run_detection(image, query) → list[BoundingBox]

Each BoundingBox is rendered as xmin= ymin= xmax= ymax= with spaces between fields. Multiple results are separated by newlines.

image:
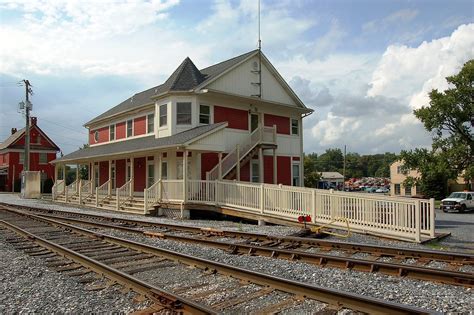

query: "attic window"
xmin=94 ymin=131 xmax=99 ymax=142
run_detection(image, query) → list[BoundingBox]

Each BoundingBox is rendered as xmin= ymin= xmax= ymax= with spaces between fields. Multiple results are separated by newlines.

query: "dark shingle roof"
xmin=53 ymin=122 xmax=227 ymax=163
xmin=85 ymin=50 xmax=258 ymax=126
xmin=0 ymin=128 xmax=25 ymax=150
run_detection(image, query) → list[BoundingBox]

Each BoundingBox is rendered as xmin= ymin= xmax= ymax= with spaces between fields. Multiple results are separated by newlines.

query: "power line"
xmin=39 ymin=118 xmax=88 ymax=135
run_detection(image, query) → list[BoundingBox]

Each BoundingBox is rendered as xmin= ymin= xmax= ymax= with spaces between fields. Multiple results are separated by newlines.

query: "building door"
xmin=250 ymin=113 xmax=259 ymax=132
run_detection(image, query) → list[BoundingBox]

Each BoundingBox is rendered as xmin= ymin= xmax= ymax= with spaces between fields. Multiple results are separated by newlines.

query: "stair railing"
xmin=95 ymin=179 xmax=111 ymax=207
xmin=79 ymin=180 xmax=92 ymax=204
xmin=65 ymin=180 xmax=78 ymax=202
xmin=52 ymin=179 xmax=65 ymax=200
xmin=116 ymin=179 xmax=132 ymax=210
xmin=207 ymin=126 xmax=263 ymax=180
xmin=144 ymin=179 xmax=161 ymax=214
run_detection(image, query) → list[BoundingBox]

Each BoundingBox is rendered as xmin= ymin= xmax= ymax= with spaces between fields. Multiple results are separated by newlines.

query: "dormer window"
xmin=177 ymin=102 xmax=191 ymax=125
xmin=159 ymin=104 xmax=167 ymax=127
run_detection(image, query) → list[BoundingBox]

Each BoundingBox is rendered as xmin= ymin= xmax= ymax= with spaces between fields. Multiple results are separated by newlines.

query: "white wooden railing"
xmin=52 ymin=180 xmax=65 ymax=200
xmin=78 ymin=180 xmax=92 ymax=204
xmin=156 ymin=179 xmax=435 ymax=242
xmin=95 ymin=179 xmax=110 ymax=207
xmin=144 ymin=180 xmax=162 ymax=214
xmin=207 ymin=126 xmax=276 ymax=181
xmin=116 ymin=179 xmax=132 ymax=211
xmin=65 ymin=180 xmax=78 ymax=202
xmin=161 ymin=179 xmax=184 ymax=201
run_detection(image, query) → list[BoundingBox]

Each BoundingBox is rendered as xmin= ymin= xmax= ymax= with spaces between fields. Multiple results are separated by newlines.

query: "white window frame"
xmin=39 ymin=152 xmax=48 ymax=164
xmin=251 ymin=160 xmax=259 ymax=183
xmin=147 ymin=113 xmax=154 ymax=134
xmin=146 ymin=160 xmax=155 ymax=188
xmin=126 ymin=119 xmax=133 ymax=138
xmin=291 ymin=119 xmax=299 ymax=136
xmin=159 ymin=104 xmax=167 ymax=127
xmin=109 ymin=124 xmax=115 ymax=141
xmin=292 ymin=162 xmax=300 ymax=186
xmin=176 ymin=102 xmax=192 ymax=125
xmin=161 ymin=161 xmax=168 ymax=180
xmin=19 ymin=152 xmax=25 ymax=164
xmin=199 ymin=104 xmax=211 ymax=125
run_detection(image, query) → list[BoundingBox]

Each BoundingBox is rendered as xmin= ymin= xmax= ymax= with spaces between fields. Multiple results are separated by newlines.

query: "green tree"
xmin=304 ymin=153 xmax=320 ymax=187
xmin=401 ymin=59 xmax=474 ymax=195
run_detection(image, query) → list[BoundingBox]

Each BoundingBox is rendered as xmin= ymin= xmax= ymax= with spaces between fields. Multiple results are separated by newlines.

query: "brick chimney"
xmin=31 ymin=117 xmax=37 ymax=126
xmin=11 ymin=128 xmax=17 ymax=135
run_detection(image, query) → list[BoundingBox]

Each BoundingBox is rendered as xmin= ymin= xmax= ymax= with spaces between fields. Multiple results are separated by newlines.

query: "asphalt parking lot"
xmin=433 ymin=208 xmax=474 ymax=252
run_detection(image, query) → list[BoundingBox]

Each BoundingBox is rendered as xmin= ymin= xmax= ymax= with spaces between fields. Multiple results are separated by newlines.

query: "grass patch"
xmin=434 ymin=200 xmax=441 ymax=208
xmin=424 ymin=240 xmax=447 ymax=250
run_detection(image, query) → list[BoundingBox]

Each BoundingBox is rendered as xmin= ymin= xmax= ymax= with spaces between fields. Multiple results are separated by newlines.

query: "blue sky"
xmin=0 ymin=0 xmax=473 ymax=155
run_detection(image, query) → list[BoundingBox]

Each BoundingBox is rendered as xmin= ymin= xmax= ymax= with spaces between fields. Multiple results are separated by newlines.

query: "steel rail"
xmin=0 ymin=208 xmax=435 ymax=315
xmin=6 ymin=203 xmax=470 ymax=264
xmin=23 ymin=211 xmax=474 ymax=287
xmin=0 ymin=219 xmax=215 ymax=315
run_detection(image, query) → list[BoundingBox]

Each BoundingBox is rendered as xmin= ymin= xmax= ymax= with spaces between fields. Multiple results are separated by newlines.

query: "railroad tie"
xmin=251 ymin=295 xmax=304 ymax=314
xmin=211 ymin=287 xmax=274 ymax=310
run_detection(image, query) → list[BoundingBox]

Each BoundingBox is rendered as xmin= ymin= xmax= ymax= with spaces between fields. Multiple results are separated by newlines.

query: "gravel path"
xmin=0 ymin=230 xmax=150 ymax=314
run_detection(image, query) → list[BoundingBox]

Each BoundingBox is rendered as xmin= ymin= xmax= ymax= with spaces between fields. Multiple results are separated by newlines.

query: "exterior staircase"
xmin=207 ymin=125 xmax=276 ymax=181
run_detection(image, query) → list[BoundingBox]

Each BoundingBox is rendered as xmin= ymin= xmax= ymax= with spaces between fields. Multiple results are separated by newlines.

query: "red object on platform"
xmin=298 ymin=215 xmax=312 ymax=223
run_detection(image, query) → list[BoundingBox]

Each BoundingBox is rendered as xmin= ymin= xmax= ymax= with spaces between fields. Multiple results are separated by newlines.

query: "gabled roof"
xmin=53 ymin=122 xmax=227 ymax=163
xmin=0 ymin=125 xmax=60 ymax=152
xmin=85 ymin=50 xmax=258 ymax=127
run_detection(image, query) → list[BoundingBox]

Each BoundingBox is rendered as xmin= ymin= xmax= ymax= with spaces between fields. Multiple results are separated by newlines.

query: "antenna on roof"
xmin=251 ymin=0 xmax=262 ymax=99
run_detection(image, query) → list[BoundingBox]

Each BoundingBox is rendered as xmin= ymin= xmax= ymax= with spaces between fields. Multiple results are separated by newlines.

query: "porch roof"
xmin=52 ymin=122 xmax=227 ymax=164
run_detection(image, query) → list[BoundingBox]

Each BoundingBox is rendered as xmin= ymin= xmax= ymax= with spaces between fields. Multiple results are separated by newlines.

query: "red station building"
xmin=0 ymin=117 xmax=60 ymax=192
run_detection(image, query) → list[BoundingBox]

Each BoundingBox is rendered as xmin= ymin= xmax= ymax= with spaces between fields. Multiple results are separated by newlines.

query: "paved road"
xmin=434 ymin=208 xmax=474 ymax=252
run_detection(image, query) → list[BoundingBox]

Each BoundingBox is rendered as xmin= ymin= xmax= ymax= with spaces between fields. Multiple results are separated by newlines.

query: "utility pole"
xmin=342 ymin=145 xmax=346 ymax=191
xmin=22 ymin=80 xmax=33 ymax=172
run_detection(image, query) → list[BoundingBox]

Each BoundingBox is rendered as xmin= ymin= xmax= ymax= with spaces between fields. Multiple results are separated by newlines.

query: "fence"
xmin=95 ymin=180 xmax=110 ymax=207
xmin=52 ymin=179 xmax=65 ymax=200
xmin=116 ymin=179 xmax=132 ymax=210
xmin=156 ymin=179 xmax=435 ymax=242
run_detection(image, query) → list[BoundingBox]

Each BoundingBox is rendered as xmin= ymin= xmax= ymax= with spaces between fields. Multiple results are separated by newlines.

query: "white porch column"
xmin=108 ymin=160 xmax=112 ymax=195
xmin=273 ymin=148 xmax=277 ymax=184
xmin=183 ymin=150 xmax=188 ymax=203
xmin=236 ymin=144 xmax=240 ymax=181
xmin=91 ymin=161 xmax=96 ymax=191
xmin=218 ymin=152 xmax=223 ymax=180
xmin=155 ymin=153 xmax=160 ymax=181
xmin=258 ymin=147 xmax=264 ymax=183
xmin=130 ymin=157 xmax=134 ymax=197
xmin=76 ymin=164 xmax=79 ymax=193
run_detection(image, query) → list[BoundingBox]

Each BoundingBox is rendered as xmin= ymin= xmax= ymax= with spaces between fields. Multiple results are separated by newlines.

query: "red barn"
xmin=0 ymin=117 xmax=60 ymax=192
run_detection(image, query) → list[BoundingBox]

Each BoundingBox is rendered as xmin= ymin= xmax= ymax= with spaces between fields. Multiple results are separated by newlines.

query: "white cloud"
xmin=363 ymin=9 xmax=419 ymax=33
xmin=368 ymin=23 xmax=474 ymax=109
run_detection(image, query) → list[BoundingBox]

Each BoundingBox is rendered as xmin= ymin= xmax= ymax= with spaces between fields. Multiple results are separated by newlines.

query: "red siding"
xmin=292 ymin=156 xmax=300 ymax=161
xmin=99 ymin=161 xmax=109 ymax=185
xmin=239 ymin=160 xmax=251 ymax=182
xmin=115 ymin=159 xmax=126 ymax=187
xmin=264 ymin=114 xmax=290 ymax=135
xmin=89 ymin=127 xmax=109 ymax=144
xmin=201 ymin=153 xmax=219 ymax=179
xmin=214 ymin=106 xmax=248 ymax=130
xmin=264 ymin=156 xmax=274 ymax=184
xmin=134 ymin=116 xmax=146 ymax=136
xmin=277 ymin=156 xmax=291 ymax=185
xmin=134 ymin=157 xmax=146 ymax=192
xmin=116 ymin=122 xmax=126 ymax=139
xmin=12 ymin=126 xmax=57 ymax=149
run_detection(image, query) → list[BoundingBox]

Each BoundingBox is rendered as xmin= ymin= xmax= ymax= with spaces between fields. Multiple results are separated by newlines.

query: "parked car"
xmin=375 ymin=187 xmax=389 ymax=193
xmin=441 ymin=192 xmax=474 ymax=212
xmin=366 ymin=187 xmax=378 ymax=193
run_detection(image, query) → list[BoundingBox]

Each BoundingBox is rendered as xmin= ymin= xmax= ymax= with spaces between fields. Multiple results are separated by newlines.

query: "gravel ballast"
xmin=1 ymin=194 xmax=473 ymax=313
xmin=0 ymin=231 xmax=149 ymax=313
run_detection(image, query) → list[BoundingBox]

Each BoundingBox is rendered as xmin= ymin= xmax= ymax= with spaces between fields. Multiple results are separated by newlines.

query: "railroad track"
xmin=2 ymin=203 xmax=472 ymax=288
xmin=0 ymin=207 xmax=432 ymax=314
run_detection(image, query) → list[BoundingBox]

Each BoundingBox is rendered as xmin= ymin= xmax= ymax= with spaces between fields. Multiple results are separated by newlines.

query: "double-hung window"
xmin=19 ymin=152 xmax=25 ymax=164
xmin=39 ymin=153 xmax=48 ymax=164
xmin=199 ymin=105 xmax=210 ymax=124
xmin=147 ymin=163 xmax=154 ymax=188
xmin=291 ymin=119 xmax=299 ymax=136
xmin=292 ymin=163 xmax=300 ymax=186
xmin=147 ymin=113 xmax=154 ymax=133
xmin=109 ymin=124 xmax=115 ymax=141
xmin=126 ymin=119 xmax=133 ymax=137
xmin=177 ymin=102 xmax=191 ymax=125
xmin=159 ymin=104 xmax=167 ymax=127
xmin=161 ymin=161 xmax=168 ymax=180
